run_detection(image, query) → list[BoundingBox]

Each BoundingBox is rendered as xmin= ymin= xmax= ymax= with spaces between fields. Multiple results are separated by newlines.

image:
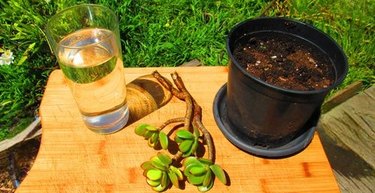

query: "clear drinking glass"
xmin=46 ymin=4 xmax=129 ymax=134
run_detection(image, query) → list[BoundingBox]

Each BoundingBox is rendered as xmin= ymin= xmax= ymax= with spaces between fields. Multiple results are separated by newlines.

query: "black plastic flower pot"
xmin=213 ymin=17 xmax=348 ymax=158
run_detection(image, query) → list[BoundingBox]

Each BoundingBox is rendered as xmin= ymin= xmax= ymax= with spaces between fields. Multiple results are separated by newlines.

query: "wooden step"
xmin=318 ymin=85 xmax=375 ymax=192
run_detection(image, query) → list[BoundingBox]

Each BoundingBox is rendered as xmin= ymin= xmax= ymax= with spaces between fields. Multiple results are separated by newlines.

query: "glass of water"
xmin=46 ymin=4 xmax=129 ymax=134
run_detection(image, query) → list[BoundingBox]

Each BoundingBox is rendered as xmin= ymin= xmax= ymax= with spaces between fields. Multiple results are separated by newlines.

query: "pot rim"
xmin=226 ymin=17 xmax=348 ymax=95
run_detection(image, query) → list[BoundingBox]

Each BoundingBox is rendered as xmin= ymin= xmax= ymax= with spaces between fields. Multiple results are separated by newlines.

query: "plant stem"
xmin=159 ymin=117 xmax=185 ymax=130
xmin=152 ymin=71 xmax=185 ymax=99
xmin=152 ymin=71 xmax=215 ymax=162
xmin=173 ymin=151 xmax=183 ymax=163
xmin=171 ymin=72 xmax=193 ymax=132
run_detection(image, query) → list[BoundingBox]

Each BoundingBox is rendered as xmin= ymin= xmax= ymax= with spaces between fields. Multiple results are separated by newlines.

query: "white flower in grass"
xmin=0 ymin=50 xmax=14 ymax=65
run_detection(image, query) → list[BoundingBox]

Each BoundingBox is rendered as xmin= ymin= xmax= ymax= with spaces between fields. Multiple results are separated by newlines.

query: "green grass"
xmin=0 ymin=0 xmax=373 ymax=140
xmin=116 ymin=0 xmax=265 ymax=66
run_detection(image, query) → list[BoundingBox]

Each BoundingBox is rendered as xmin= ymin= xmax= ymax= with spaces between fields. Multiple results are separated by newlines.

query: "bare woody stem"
xmin=152 ymin=71 xmax=215 ymax=162
xmin=173 ymin=151 xmax=184 ymax=163
xmin=159 ymin=117 xmax=185 ymax=130
xmin=192 ymin=108 xmax=215 ymax=162
xmin=158 ymin=117 xmax=185 ymax=163
xmin=171 ymin=73 xmax=193 ymax=132
xmin=152 ymin=71 xmax=185 ymax=99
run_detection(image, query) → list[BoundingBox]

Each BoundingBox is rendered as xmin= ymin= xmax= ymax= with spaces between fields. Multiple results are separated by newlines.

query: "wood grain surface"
xmin=320 ymin=86 xmax=375 ymax=168
xmin=318 ymin=85 xmax=375 ymax=192
xmin=16 ymin=67 xmax=339 ymax=193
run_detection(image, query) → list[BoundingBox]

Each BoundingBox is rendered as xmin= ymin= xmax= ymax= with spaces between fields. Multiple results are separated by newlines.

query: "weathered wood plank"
xmin=318 ymin=85 xmax=375 ymax=193
xmin=319 ymin=85 xmax=375 ymax=168
xmin=333 ymin=171 xmax=375 ymax=193
xmin=322 ymin=81 xmax=363 ymax=113
xmin=317 ymin=127 xmax=375 ymax=193
xmin=180 ymin=59 xmax=202 ymax=67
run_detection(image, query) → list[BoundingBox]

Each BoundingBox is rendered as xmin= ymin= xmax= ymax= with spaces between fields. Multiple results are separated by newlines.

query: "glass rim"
xmin=46 ymin=4 xmax=118 ymax=50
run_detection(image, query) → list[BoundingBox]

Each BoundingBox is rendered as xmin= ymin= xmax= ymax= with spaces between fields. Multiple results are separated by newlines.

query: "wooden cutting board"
xmin=17 ymin=67 xmax=339 ymax=193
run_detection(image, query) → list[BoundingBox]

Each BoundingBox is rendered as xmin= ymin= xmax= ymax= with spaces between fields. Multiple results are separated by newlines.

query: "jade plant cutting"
xmin=135 ymin=71 xmax=227 ymax=192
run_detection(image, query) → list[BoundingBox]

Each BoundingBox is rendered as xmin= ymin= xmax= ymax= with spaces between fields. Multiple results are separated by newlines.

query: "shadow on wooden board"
xmin=126 ymin=74 xmax=172 ymax=125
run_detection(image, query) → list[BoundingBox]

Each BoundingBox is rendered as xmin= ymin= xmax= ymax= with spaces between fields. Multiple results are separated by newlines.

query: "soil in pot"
xmin=233 ymin=32 xmax=336 ymax=91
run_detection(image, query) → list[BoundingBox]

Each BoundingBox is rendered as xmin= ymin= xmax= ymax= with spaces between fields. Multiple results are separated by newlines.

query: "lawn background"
xmin=0 ymin=0 xmax=374 ymax=140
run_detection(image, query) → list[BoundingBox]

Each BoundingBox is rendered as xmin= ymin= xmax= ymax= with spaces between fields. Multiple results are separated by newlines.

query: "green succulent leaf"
xmin=152 ymin=183 xmax=167 ymax=192
xmin=159 ymin=132 xmax=169 ymax=150
xmin=189 ymin=165 xmax=207 ymax=176
xmin=187 ymin=174 xmax=205 ymax=185
xmin=184 ymin=163 xmax=205 ymax=177
xmin=148 ymin=133 xmax=159 ymax=147
xmin=198 ymin=158 xmax=213 ymax=166
xmin=179 ymin=140 xmax=193 ymax=153
xmin=147 ymin=178 xmax=161 ymax=187
xmin=161 ymin=171 xmax=169 ymax=188
xmin=141 ymin=161 xmax=155 ymax=170
xmin=210 ymin=164 xmax=227 ymax=185
xmin=143 ymin=168 xmax=149 ymax=177
xmin=135 ymin=124 xmax=148 ymax=136
xmin=156 ymin=153 xmax=172 ymax=166
xmin=184 ymin=139 xmax=198 ymax=157
xmin=197 ymin=178 xmax=214 ymax=192
xmin=147 ymin=169 xmax=163 ymax=181
xmin=176 ymin=130 xmax=195 ymax=140
xmin=202 ymin=170 xmax=213 ymax=187
xmin=175 ymin=136 xmax=184 ymax=143
xmin=151 ymin=156 xmax=168 ymax=170
xmin=144 ymin=130 xmax=154 ymax=139
xmin=145 ymin=124 xmax=159 ymax=131
xmin=168 ymin=170 xmax=180 ymax=188
xmin=169 ymin=166 xmax=183 ymax=180
xmin=183 ymin=157 xmax=200 ymax=167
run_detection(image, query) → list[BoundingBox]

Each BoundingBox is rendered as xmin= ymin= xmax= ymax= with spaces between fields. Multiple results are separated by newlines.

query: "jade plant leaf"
xmin=147 ymin=178 xmax=160 ymax=187
xmin=145 ymin=124 xmax=159 ymax=131
xmin=179 ymin=139 xmax=193 ymax=153
xmin=168 ymin=170 xmax=180 ymax=188
xmin=151 ymin=156 xmax=168 ymax=170
xmin=161 ymin=171 xmax=169 ymax=187
xmin=184 ymin=140 xmax=198 ymax=157
xmin=152 ymin=182 xmax=168 ymax=192
xmin=197 ymin=178 xmax=214 ymax=192
xmin=135 ymin=124 xmax=148 ymax=136
xmin=147 ymin=169 xmax=163 ymax=181
xmin=148 ymin=133 xmax=159 ymax=147
xmin=141 ymin=161 xmax=155 ymax=170
xmin=202 ymin=170 xmax=212 ymax=187
xmin=183 ymin=157 xmax=201 ymax=166
xmin=189 ymin=165 xmax=207 ymax=176
xmin=176 ymin=130 xmax=195 ymax=140
xmin=187 ymin=174 xmax=205 ymax=185
xmin=156 ymin=153 xmax=172 ymax=166
xmin=198 ymin=158 xmax=213 ymax=165
xmin=143 ymin=130 xmax=154 ymax=139
xmin=159 ymin=132 xmax=169 ymax=150
xmin=169 ymin=165 xmax=183 ymax=180
xmin=210 ymin=164 xmax=227 ymax=185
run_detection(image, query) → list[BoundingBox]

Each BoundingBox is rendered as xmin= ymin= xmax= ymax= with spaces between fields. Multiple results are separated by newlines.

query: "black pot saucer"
xmin=213 ymin=84 xmax=319 ymax=158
